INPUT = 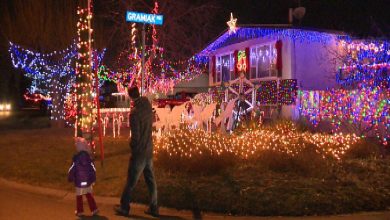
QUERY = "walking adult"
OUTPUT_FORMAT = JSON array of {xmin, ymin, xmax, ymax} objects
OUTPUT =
[{"xmin": 114, "ymin": 86, "xmax": 159, "ymax": 217}]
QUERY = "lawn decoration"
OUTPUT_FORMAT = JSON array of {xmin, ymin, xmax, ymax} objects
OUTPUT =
[
  {"xmin": 154, "ymin": 103, "xmax": 187, "ymax": 131},
  {"xmin": 214, "ymin": 98, "xmax": 237, "ymax": 132}
]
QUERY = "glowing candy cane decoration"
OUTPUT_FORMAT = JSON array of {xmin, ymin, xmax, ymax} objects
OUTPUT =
[{"xmin": 118, "ymin": 114, "xmax": 124, "ymax": 137}]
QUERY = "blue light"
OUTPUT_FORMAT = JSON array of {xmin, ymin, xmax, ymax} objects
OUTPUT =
[
  {"xmin": 197, "ymin": 27, "xmax": 350, "ymax": 57},
  {"xmin": 336, "ymin": 40, "xmax": 390, "ymax": 88},
  {"xmin": 9, "ymin": 41, "xmax": 105, "ymax": 120}
]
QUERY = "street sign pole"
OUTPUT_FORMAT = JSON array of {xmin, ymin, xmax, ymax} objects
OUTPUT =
[
  {"xmin": 125, "ymin": 11, "xmax": 163, "ymax": 95},
  {"xmin": 141, "ymin": 24, "xmax": 146, "ymax": 96}
]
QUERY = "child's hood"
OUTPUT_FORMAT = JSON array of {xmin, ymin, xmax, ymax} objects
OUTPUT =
[{"xmin": 74, "ymin": 151, "xmax": 92, "ymax": 166}]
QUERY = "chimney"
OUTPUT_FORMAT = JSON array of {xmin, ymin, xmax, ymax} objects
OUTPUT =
[{"xmin": 288, "ymin": 8, "xmax": 293, "ymax": 24}]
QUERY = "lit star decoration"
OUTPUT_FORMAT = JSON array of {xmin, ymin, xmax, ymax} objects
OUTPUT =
[{"xmin": 227, "ymin": 12, "xmax": 237, "ymax": 34}]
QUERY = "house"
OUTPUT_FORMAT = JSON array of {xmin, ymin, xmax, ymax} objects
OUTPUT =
[{"xmin": 196, "ymin": 25, "xmax": 349, "ymax": 119}]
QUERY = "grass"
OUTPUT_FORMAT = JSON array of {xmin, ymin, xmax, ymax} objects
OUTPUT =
[
  {"xmin": 0, "ymin": 117, "xmax": 390, "ymax": 216},
  {"xmin": 0, "ymin": 109, "xmax": 50, "ymax": 131}
]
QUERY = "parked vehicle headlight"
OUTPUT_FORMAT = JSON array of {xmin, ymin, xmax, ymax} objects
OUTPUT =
[{"xmin": 0, "ymin": 103, "xmax": 11, "ymax": 111}]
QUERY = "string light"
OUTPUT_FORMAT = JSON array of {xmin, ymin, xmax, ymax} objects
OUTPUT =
[
  {"xmin": 98, "ymin": 57, "xmax": 207, "ymax": 94},
  {"xmin": 336, "ymin": 40, "xmax": 389, "ymax": 87},
  {"xmin": 278, "ymin": 79, "xmax": 298, "ymax": 105},
  {"xmin": 23, "ymin": 92, "xmax": 51, "ymax": 102},
  {"xmin": 298, "ymin": 39, "xmax": 389, "ymax": 144},
  {"xmin": 256, "ymin": 80, "xmax": 278, "ymax": 104},
  {"xmin": 75, "ymin": 1, "xmax": 95, "ymax": 138},
  {"xmin": 297, "ymin": 87, "xmax": 389, "ymax": 143},
  {"xmin": 155, "ymin": 122, "xmax": 361, "ymax": 160},
  {"xmin": 151, "ymin": 1, "xmax": 159, "ymax": 53},
  {"xmin": 9, "ymin": 41, "xmax": 104, "ymax": 122},
  {"xmin": 9, "ymin": 41, "xmax": 77, "ymax": 121},
  {"xmin": 197, "ymin": 27, "xmax": 349, "ymax": 57}
]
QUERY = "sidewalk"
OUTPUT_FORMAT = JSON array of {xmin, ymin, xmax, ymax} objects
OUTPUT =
[{"xmin": 0, "ymin": 178, "xmax": 389, "ymax": 220}]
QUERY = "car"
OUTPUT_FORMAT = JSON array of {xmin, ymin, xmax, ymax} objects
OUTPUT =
[
  {"xmin": 154, "ymin": 91, "xmax": 197, "ymax": 108},
  {"xmin": 23, "ymin": 93, "xmax": 52, "ymax": 114},
  {"xmin": 0, "ymin": 102, "xmax": 11, "ymax": 111}
]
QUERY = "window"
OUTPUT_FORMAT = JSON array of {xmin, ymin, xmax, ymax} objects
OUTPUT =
[
  {"xmin": 250, "ymin": 48, "xmax": 257, "ymax": 79},
  {"xmin": 215, "ymin": 52, "xmax": 234, "ymax": 83},
  {"xmin": 216, "ymin": 56, "xmax": 221, "ymax": 83},
  {"xmin": 250, "ymin": 43, "xmax": 277, "ymax": 79},
  {"xmin": 230, "ymin": 54, "xmax": 235, "ymax": 81},
  {"xmin": 221, "ymin": 54, "xmax": 230, "ymax": 82}
]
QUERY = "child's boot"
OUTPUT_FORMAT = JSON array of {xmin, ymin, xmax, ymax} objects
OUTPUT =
[
  {"xmin": 86, "ymin": 193, "xmax": 98, "ymax": 215},
  {"xmin": 75, "ymin": 195, "xmax": 84, "ymax": 216}
]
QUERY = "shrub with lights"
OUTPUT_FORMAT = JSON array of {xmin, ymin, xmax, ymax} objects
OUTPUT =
[
  {"xmin": 298, "ymin": 40, "xmax": 389, "ymax": 144},
  {"xmin": 155, "ymin": 121, "xmax": 362, "ymax": 163}
]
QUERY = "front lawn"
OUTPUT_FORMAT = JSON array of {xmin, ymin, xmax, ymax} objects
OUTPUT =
[{"xmin": 0, "ymin": 124, "xmax": 389, "ymax": 216}]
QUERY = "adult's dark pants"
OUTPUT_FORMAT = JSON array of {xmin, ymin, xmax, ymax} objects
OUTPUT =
[{"xmin": 120, "ymin": 156, "xmax": 158, "ymax": 212}]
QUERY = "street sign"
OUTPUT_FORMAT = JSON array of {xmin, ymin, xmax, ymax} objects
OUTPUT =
[
  {"xmin": 125, "ymin": 11, "xmax": 164, "ymax": 95},
  {"xmin": 126, "ymin": 11, "xmax": 164, "ymax": 25}
]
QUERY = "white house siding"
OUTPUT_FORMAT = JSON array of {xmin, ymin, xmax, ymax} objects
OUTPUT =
[
  {"xmin": 172, "ymin": 74, "xmax": 209, "ymax": 94},
  {"xmin": 283, "ymin": 37, "xmax": 340, "ymax": 119},
  {"xmin": 293, "ymin": 37, "xmax": 339, "ymax": 90},
  {"xmin": 282, "ymin": 39, "xmax": 293, "ymax": 79},
  {"xmin": 205, "ymin": 30, "xmax": 342, "ymax": 120}
]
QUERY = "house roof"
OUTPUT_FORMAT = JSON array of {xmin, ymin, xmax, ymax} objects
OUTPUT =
[{"xmin": 196, "ymin": 25, "xmax": 349, "ymax": 57}]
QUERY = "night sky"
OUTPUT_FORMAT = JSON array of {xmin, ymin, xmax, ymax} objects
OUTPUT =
[{"xmin": 214, "ymin": 0, "xmax": 389, "ymax": 37}]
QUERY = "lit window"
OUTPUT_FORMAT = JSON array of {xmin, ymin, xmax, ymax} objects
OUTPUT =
[
  {"xmin": 215, "ymin": 56, "xmax": 221, "ymax": 83},
  {"xmin": 250, "ymin": 43, "xmax": 277, "ymax": 79},
  {"xmin": 216, "ymin": 52, "xmax": 234, "ymax": 83}
]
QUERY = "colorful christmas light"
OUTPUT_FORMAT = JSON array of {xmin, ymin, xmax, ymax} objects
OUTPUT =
[
  {"xmin": 298, "ymin": 39, "xmax": 389, "ymax": 143},
  {"xmin": 256, "ymin": 80, "xmax": 278, "ymax": 104},
  {"xmin": 336, "ymin": 40, "xmax": 390, "ymax": 87},
  {"xmin": 297, "ymin": 87, "xmax": 389, "ymax": 143},
  {"xmin": 278, "ymin": 79, "xmax": 298, "ymax": 105},
  {"xmin": 9, "ymin": 41, "xmax": 104, "ymax": 122}
]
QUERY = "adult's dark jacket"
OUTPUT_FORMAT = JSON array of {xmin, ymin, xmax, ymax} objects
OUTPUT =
[{"xmin": 130, "ymin": 97, "xmax": 153, "ymax": 159}]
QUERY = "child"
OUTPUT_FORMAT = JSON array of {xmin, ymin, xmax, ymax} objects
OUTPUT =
[{"xmin": 68, "ymin": 137, "xmax": 99, "ymax": 217}]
